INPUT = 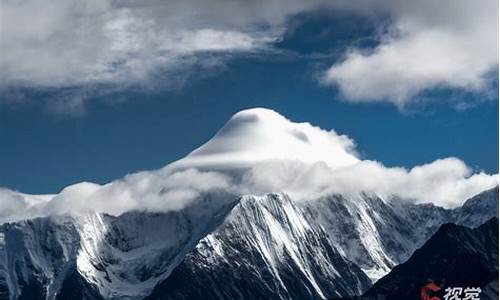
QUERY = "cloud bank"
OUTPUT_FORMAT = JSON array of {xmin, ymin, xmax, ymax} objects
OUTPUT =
[
  {"xmin": 0, "ymin": 168, "xmax": 235, "ymax": 223},
  {"xmin": 323, "ymin": 0, "xmax": 498, "ymax": 105},
  {"xmin": 240, "ymin": 158, "xmax": 497, "ymax": 208},
  {"xmin": 0, "ymin": 108, "xmax": 496, "ymax": 223},
  {"xmin": 2, "ymin": 0, "xmax": 496, "ymax": 110},
  {"xmin": 1, "ymin": 156, "xmax": 496, "ymax": 224},
  {"xmin": 0, "ymin": 0, "xmax": 324, "ymax": 89}
]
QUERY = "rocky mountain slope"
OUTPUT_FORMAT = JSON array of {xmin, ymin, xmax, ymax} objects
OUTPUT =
[
  {"xmin": 145, "ymin": 194, "xmax": 371, "ymax": 300},
  {"xmin": 0, "ymin": 188, "xmax": 497, "ymax": 300},
  {"xmin": 0, "ymin": 193, "xmax": 237, "ymax": 300},
  {"xmin": 362, "ymin": 217, "xmax": 498, "ymax": 300}
]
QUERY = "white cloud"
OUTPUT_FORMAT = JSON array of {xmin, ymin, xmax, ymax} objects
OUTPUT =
[
  {"xmin": 0, "ymin": 0, "xmax": 328, "ymax": 90},
  {"xmin": 0, "ymin": 108, "xmax": 496, "ymax": 223},
  {"xmin": 0, "ymin": 168, "xmax": 234, "ymax": 224},
  {"xmin": 0, "ymin": 189, "xmax": 30, "ymax": 223},
  {"xmin": 240, "ymin": 158, "xmax": 498, "ymax": 208},
  {"xmin": 0, "ymin": 0, "xmax": 340, "ymax": 114},
  {"xmin": 1, "ymin": 155, "xmax": 494, "ymax": 224},
  {"xmin": 41, "ymin": 168, "xmax": 234, "ymax": 217},
  {"xmin": 0, "ymin": 146, "xmax": 496, "ymax": 225},
  {"xmin": 2, "ymin": 0, "xmax": 495, "ymax": 110},
  {"xmin": 323, "ymin": 0, "xmax": 498, "ymax": 106},
  {"xmin": 175, "ymin": 108, "xmax": 359, "ymax": 170}
]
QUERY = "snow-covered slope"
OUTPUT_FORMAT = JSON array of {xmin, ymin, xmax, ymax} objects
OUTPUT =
[
  {"xmin": 453, "ymin": 186, "xmax": 499, "ymax": 227},
  {"xmin": 302, "ymin": 193, "xmax": 451, "ymax": 281},
  {"xmin": 0, "ymin": 193, "xmax": 237, "ymax": 300},
  {"xmin": 146, "ymin": 194, "xmax": 371, "ymax": 300},
  {"xmin": 0, "ymin": 187, "xmax": 496, "ymax": 300},
  {"xmin": 0, "ymin": 216, "xmax": 80, "ymax": 300},
  {"xmin": 143, "ymin": 188, "xmax": 497, "ymax": 300},
  {"xmin": 301, "ymin": 187, "xmax": 499, "ymax": 282}
]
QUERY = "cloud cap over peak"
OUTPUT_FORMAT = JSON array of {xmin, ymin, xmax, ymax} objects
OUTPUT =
[{"xmin": 174, "ymin": 108, "xmax": 359, "ymax": 169}]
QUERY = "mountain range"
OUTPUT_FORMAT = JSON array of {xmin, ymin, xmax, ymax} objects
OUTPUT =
[{"xmin": 0, "ymin": 186, "xmax": 497, "ymax": 300}]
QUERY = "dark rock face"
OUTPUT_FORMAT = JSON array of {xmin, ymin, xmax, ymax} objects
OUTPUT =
[
  {"xmin": 56, "ymin": 271, "xmax": 103, "ymax": 300},
  {"xmin": 480, "ymin": 277, "xmax": 499, "ymax": 300},
  {"xmin": 361, "ymin": 218, "xmax": 499, "ymax": 300}
]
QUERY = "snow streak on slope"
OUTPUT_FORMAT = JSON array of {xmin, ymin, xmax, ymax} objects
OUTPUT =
[
  {"xmin": 145, "ymin": 188, "xmax": 498, "ymax": 300},
  {"xmin": 75, "ymin": 193, "xmax": 237, "ymax": 299},
  {"xmin": 146, "ymin": 193, "xmax": 371, "ymax": 300},
  {"xmin": 0, "ymin": 187, "xmax": 497, "ymax": 300},
  {"xmin": 302, "ymin": 187, "xmax": 500, "ymax": 282},
  {"xmin": 303, "ymin": 194, "xmax": 422, "ymax": 281},
  {"xmin": 0, "ymin": 216, "xmax": 81, "ymax": 300},
  {"xmin": 303, "ymin": 194, "xmax": 396, "ymax": 280},
  {"xmin": 0, "ymin": 192, "xmax": 237, "ymax": 300}
]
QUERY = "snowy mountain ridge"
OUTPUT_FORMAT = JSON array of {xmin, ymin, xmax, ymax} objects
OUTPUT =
[
  {"xmin": 0, "ymin": 187, "xmax": 496, "ymax": 300},
  {"xmin": 0, "ymin": 193, "xmax": 238, "ymax": 300}
]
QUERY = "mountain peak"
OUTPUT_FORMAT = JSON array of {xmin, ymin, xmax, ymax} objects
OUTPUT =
[
  {"xmin": 229, "ymin": 107, "xmax": 286, "ymax": 122},
  {"xmin": 173, "ymin": 107, "xmax": 359, "ymax": 170}
]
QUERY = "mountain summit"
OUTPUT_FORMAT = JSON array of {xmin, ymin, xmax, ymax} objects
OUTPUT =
[
  {"xmin": 174, "ymin": 108, "xmax": 359, "ymax": 169},
  {"xmin": 0, "ymin": 107, "xmax": 497, "ymax": 300}
]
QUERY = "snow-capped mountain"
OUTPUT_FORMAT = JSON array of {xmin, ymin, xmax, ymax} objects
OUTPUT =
[
  {"xmin": 0, "ymin": 108, "xmax": 497, "ymax": 300},
  {"xmin": 301, "ymin": 187, "xmax": 499, "ymax": 281},
  {"xmin": 143, "ymin": 187, "xmax": 498, "ymax": 300},
  {"xmin": 145, "ymin": 194, "xmax": 371, "ymax": 300},
  {"xmin": 173, "ymin": 108, "xmax": 359, "ymax": 170},
  {"xmin": 1, "ymin": 187, "xmax": 496, "ymax": 300},
  {"xmin": 0, "ymin": 192, "xmax": 237, "ymax": 300}
]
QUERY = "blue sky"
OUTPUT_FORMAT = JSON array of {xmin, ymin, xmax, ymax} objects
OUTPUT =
[{"xmin": 0, "ymin": 3, "xmax": 498, "ymax": 194}]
